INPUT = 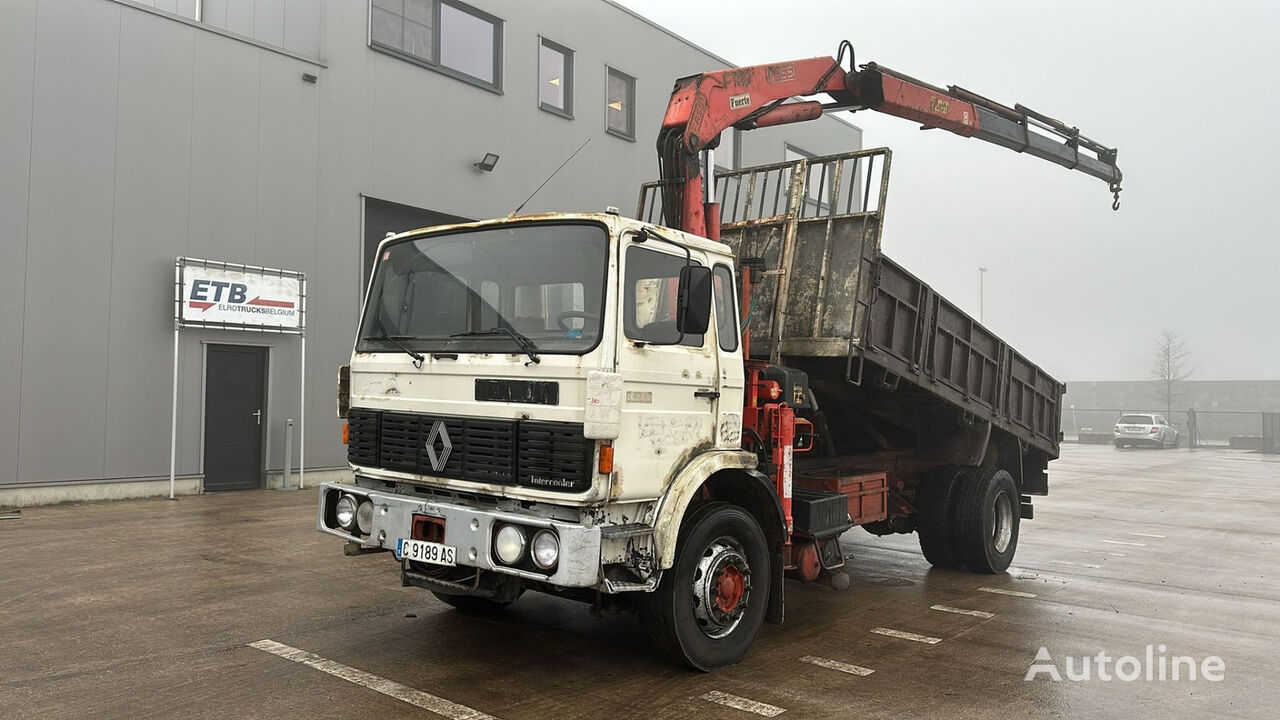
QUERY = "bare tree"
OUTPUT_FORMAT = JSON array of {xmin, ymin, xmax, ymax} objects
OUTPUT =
[{"xmin": 1151, "ymin": 329, "xmax": 1192, "ymax": 418}]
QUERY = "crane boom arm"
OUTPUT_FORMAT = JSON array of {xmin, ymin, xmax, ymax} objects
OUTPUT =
[{"xmin": 657, "ymin": 45, "xmax": 1123, "ymax": 237}]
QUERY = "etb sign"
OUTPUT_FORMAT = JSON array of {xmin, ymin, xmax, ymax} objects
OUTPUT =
[{"xmin": 176, "ymin": 258, "xmax": 305, "ymax": 332}]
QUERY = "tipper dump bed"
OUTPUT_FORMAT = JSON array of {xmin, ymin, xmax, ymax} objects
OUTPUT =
[{"xmin": 640, "ymin": 148, "xmax": 1063, "ymax": 463}]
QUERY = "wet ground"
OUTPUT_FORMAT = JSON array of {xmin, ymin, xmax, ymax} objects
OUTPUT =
[{"xmin": 2, "ymin": 444, "xmax": 1277, "ymax": 719}]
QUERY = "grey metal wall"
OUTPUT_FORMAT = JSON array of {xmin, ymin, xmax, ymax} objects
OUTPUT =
[{"xmin": 0, "ymin": 0, "xmax": 861, "ymax": 488}]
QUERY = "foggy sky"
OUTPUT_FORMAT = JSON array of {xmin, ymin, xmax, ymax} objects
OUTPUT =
[{"xmin": 615, "ymin": 0, "xmax": 1280, "ymax": 382}]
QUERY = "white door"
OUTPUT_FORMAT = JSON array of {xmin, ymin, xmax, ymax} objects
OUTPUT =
[{"xmin": 614, "ymin": 242, "xmax": 720, "ymax": 493}]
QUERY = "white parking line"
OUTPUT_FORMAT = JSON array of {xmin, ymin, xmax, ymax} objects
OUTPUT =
[
  {"xmin": 698, "ymin": 691, "xmax": 786, "ymax": 717},
  {"xmin": 799, "ymin": 655, "xmax": 875, "ymax": 676},
  {"xmin": 870, "ymin": 627, "xmax": 942, "ymax": 644},
  {"xmin": 1051, "ymin": 560, "xmax": 1102, "ymax": 569},
  {"xmin": 1010, "ymin": 569, "xmax": 1071, "ymax": 583},
  {"xmin": 249, "ymin": 640, "xmax": 496, "ymax": 720},
  {"xmin": 1103, "ymin": 540, "xmax": 1146, "ymax": 547},
  {"xmin": 1078, "ymin": 550, "xmax": 1127, "ymax": 557},
  {"xmin": 1128, "ymin": 532, "xmax": 1166, "ymax": 538},
  {"xmin": 930, "ymin": 604, "xmax": 995, "ymax": 619},
  {"xmin": 978, "ymin": 587, "xmax": 1038, "ymax": 598}
]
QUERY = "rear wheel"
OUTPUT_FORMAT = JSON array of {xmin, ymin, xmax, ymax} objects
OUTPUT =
[
  {"xmin": 916, "ymin": 467, "xmax": 966, "ymax": 569},
  {"xmin": 640, "ymin": 502, "xmax": 770, "ymax": 671},
  {"xmin": 952, "ymin": 469, "xmax": 1019, "ymax": 573}
]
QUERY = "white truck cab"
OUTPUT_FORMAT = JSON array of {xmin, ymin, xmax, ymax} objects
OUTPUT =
[{"xmin": 320, "ymin": 212, "xmax": 768, "ymax": 614}]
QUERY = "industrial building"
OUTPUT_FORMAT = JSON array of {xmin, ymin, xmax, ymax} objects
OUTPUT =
[{"xmin": 0, "ymin": 0, "xmax": 862, "ymax": 505}]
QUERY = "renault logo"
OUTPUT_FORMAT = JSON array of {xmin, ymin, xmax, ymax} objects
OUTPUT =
[{"xmin": 424, "ymin": 420, "xmax": 453, "ymax": 472}]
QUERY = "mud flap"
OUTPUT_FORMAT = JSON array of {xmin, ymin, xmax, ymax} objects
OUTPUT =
[{"xmin": 766, "ymin": 550, "xmax": 785, "ymax": 624}]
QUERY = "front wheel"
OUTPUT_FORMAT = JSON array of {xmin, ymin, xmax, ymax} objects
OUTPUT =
[{"xmin": 640, "ymin": 502, "xmax": 771, "ymax": 671}]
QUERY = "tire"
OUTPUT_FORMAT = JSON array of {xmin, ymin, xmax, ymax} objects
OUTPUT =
[
  {"xmin": 640, "ymin": 502, "xmax": 771, "ymax": 671},
  {"xmin": 431, "ymin": 590, "xmax": 520, "ymax": 612},
  {"xmin": 915, "ymin": 467, "xmax": 966, "ymax": 569},
  {"xmin": 1172, "ymin": 433, "xmax": 1181, "ymax": 448},
  {"xmin": 1114, "ymin": 440, "xmax": 1124, "ymax": 448},
  {"xmin": 951, "ymin": 469, "xmax": 1020, "ymax": 573}
]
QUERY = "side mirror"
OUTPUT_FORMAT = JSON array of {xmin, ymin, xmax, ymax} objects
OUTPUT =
[{"xmin": 676, "ymin": 266, "xmax": 713, "ymax": 336}]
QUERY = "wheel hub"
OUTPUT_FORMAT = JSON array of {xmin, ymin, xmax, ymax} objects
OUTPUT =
[
  {"xmin": 991, "ymin": 490, "xmax": 1014, "ymax": 554},
  {"xmin": 714, "ymin": 565, "xmax": 745, "ymax": 613},
  {"xmin": 691, "ymin": 537, "xmax": 752, "ymax": 639}
]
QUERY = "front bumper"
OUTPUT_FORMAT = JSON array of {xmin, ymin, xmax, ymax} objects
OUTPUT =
[
  {"xmin": 1114, "ymin": 433, "xmax": 1161, "ymax": 446},
  {"xmin": 317, "ymin": 481, "xmax": 602, "ymax": 588}
]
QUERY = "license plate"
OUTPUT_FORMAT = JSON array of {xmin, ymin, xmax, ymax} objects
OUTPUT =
[{"xmin": 396, "ymin": 538, "xmax": 457, "ymax": 566}]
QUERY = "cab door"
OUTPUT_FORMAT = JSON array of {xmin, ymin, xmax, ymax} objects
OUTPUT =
[{"xmin": 615, "ymin": 241, "xmax": 720, "ymax": 496}]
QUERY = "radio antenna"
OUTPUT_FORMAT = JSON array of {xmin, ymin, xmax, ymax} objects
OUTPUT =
[{"xmin": 508, "ymin": 138, "xmax": 591, "ymax": 218}]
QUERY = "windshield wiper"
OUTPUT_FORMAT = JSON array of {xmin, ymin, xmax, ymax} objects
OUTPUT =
[
  {"xmin": 374, "ymin": 330, "xmax": 425, "ymax": 369},
  {"xmin": 451, "ymin": 326, "xmax": 541, "ymax": 365}
]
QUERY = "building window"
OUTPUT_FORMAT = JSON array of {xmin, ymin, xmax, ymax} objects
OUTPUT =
[
  {"xmin": 370, "ymin": 0, "xmax": 503, "ymax": 93},
  {"xmin": 606, "ymin": 66, "xmax": 635, "ymax": 140},
  {"xmin": 539, "ymin": 38, "xmax": 574, "ymax": 118}
]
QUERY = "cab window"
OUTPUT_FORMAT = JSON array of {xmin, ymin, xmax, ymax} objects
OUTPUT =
[
  {"xmin": 713, "ymin": 265, "xmax": 738, "ymax": 352},
  {"xmin": 624, "ymin": 245, "xmax": 704, "ymax": 347}
]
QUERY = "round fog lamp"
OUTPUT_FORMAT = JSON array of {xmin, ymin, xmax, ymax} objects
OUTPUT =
[
  {"xmin": 531, "ymin": 530, "xmax": 559, "ymax": 570},
  {"xmin": 335, "ymin": 494, "xmax": 358, "ymax": 530},
  {"xmin": 356, "ymin": 500, "xmax": 374, "ymax": 535},
  {"xmin": 494, "ymin": 524, "xmax": 527, "ymax": 565}
]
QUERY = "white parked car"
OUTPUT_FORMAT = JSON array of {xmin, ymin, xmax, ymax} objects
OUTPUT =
[{"xmin": 1113, "ymin": 413, "xmax": 1180, "ymax": 449}]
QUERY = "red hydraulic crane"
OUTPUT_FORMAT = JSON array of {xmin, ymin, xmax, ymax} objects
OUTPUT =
[{"xmin": 657, "ymin": 41, "xmax": 1124, "ymax": 240}]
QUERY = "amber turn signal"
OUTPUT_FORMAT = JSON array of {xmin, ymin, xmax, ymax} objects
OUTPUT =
[
  {"xmin": 598, "ymin": 444, "xmax": 614, "ymax": 474},
  {"xmin": 341, "ymin": 422, "xmax": 349, "ymax": 445}
]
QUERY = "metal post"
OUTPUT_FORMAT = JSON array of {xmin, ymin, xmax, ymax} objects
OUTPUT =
[
  {"xmin": 282, "ymin": 418, "xmax": 294, "ymax": 490},
  {"xmin": 1070, "ymin": 404, "xmax": 1077, "ymax": 437},
  {"xmin": 300, "ymin": 333, "xmax": 306, "ymax": 490},
  {"xmin": 168, "ymin": 322, "xmax": 179, "ymax": 500}
]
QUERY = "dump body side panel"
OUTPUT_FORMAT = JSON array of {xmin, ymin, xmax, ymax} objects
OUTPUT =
[{"xmin": 863, "ymin": 256, "xmax": 1063, "ymax": 456}]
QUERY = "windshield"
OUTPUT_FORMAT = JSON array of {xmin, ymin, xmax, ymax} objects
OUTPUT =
[
  {"xmin": 357, "ymin": 222, "xmax": 608, "ymax": 355},
  {"xmin": 1118, "ymin": 415, "xmax": 1155, "ymax": 424}
]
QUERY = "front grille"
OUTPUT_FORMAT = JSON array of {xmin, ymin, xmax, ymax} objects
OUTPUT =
[
  {"xmin": 346, "ymin": 408, "xmax": 380, "ymax": 466},
  {"xmin": 346, "ymin": 409, "xmax": 592, "ymax": 492},
  {"xmin": 517, "ymin": 421, "xmax": 594, "ymax": 491}
]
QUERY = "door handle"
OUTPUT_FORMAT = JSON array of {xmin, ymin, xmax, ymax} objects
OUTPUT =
[
  {"xmin": 251, "ymin": 409, "xmax": 262, "ymax": 426},
  {"xmin": 694, "ymin": 389, "xmax": 720, "ymax": 400}
]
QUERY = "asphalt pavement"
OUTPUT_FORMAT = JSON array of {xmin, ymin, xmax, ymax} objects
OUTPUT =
[{"xmin": 2, "ymin": 444, "xmax": 1277, "ymax": 719}]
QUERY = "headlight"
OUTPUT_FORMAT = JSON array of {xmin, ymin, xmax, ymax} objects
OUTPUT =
[
  {"xmin": 531, "ymin": 529, "xmax": 559, "ymax": 570},
  {"xmin": 493, "ymin": 524, "xmax": 526, "ymax": 565},
  {"xmin": 335, "ymin": 494, "xmax": 358, "ymax": 530},
  {"xmin": 356, "ymin": 500, "xmax": 374, "ymax": 535}
]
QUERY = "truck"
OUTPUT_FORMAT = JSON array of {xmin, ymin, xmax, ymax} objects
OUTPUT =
[{"xmin": 318, "ymin": 44, "xmax": 1123, "ymax": 670}]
